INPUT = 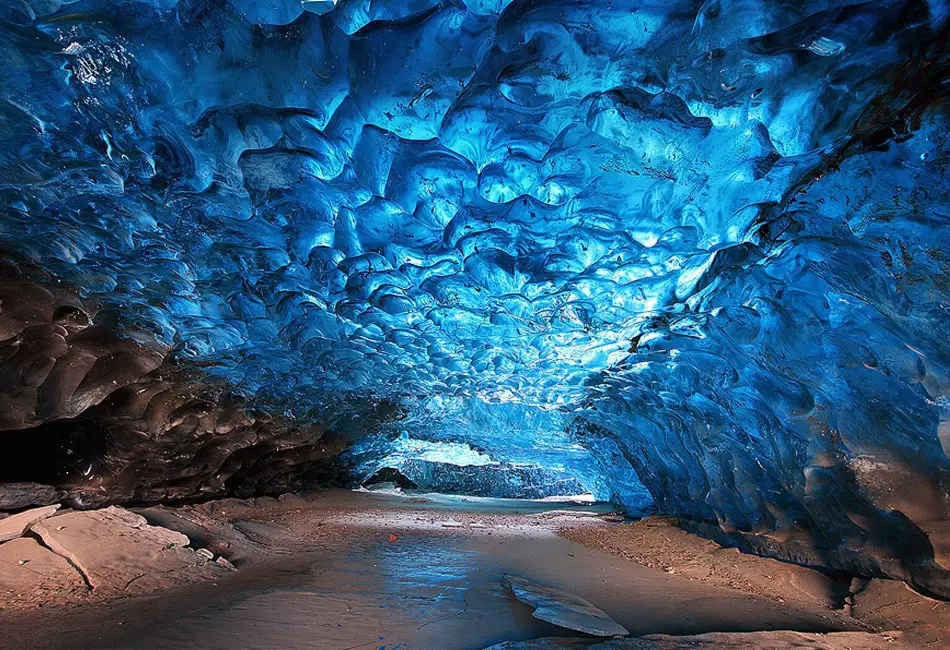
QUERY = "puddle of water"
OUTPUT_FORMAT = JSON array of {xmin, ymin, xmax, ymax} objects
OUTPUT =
[
  {"xmin": 353, "ymin": 488, "xmax": 620, "ymax": 515},
  {"xmin": 375, "ymin": 536, "xmax": 478, "ymax": 593}
]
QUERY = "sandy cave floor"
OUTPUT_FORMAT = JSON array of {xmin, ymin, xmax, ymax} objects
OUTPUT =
[{"xmin": 0, "ymin": 490, "xmax": 946, "ymax": 649}]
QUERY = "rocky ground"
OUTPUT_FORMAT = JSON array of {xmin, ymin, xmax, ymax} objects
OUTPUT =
[
  {"xmin": 484, "ymin": 631, "xmax": 917, "ymax": 649},
  {"xmin": 0, "ymin": 504, "xmax": 235, "ymax": 610},
  {"xmin": 0, "ymin": 490, "xmax": 613, "ymax": 615},
  {"xmin": 560, "ymin": 517, "xmax": 950, "ymax": 648},
  {"xmin": 0, "ymin": 491, "xmax": 946, "ymax": 649}
]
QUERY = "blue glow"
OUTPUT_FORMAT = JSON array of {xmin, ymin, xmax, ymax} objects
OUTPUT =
[
  {"xmin": 0, "ymin": 0, "xmax": 825, "ymax": 407},
  {"xmin": 2, "ymin": 0, "xmax": 950, "ymax": 590},
  {"xmin": 345, "ymin": 399, "xmax": 627, "ymax": 501},
  {"xmin": 379, "ymin": 436, "xmax": 498, "ymax": 468}
]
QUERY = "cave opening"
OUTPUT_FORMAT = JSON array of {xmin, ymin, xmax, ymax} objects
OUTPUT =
[
  {"xmin": 1, "ymin": 0, "xmax": 950, "ymax": 647},
  {"xmin": 0, "ymin": 420, "xmax": 111, "ymax": 488}
]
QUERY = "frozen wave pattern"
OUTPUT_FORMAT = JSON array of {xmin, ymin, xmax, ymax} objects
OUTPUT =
[
  {"xmin": 1, "ymin": 0, "xmax": 950, "ymax": 594},
  {"xmin": 2, "ymin": 0, "xmax": 936, "ymax": 407}
]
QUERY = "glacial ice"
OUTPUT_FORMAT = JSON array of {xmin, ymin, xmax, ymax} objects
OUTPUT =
[
  {"xmin": 344, "ymin": 400, "xmax": 630, "ymax": 501},
  {"xmin": 0, "ymin": 0, "xmax": 949, "ymax": 595}
]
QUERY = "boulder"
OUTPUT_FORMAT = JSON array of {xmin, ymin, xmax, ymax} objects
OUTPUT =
[
  {"xmin": 0, "ymin": 483, "xmax": 65, "ymax": 511},
  {"xmin": 29, "ymin": 506, "xmax": 211, "ymax": 593},
  {"xmin": 0, "ymin": 504, "xmax": 60, "ymax": 543}
]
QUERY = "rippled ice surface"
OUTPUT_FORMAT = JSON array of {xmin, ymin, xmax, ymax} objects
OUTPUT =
[
  {"xmin": 8, "ymin": 0, "xmax": 945, "ymax": 408},
  {"xmin": 2, "ymin": 0, "xmax": 950, "ymax": 589}
]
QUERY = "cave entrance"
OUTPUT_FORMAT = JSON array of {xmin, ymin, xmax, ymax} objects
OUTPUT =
[
  {"xmin": 362, "ymin": 466, "xmax": 419, "ymax": 491},
  {"xmin": 0, "ymin": 418, "xmax": 110, "ymax": 487},
  {"xmin": 352, "ymin": 435, "xmax": 616, "ymax": 505}
]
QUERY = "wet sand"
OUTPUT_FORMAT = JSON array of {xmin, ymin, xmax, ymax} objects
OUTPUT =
[{"xmin": 0, "ymin": 491, "xmax": 922, "ymax": 649}]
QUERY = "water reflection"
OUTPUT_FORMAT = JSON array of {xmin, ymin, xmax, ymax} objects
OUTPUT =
[{"xmin": 350, "ymin": 534, "xmax": 486, "ymax": 633}]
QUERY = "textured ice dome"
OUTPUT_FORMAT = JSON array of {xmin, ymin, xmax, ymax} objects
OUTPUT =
[
  {"xmin": 2, "ymin": 0, "xmax": 950, "ymax": 586},
  {"xmin": 3, "ymin": 0, "xmax": 908, "ymax": 408}
]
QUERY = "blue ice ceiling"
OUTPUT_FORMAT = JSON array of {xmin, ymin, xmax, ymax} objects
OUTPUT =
[
  {"xmin": 2, "ymin": 0, "xmax": 950, "ymax": 592},
  {"xmin": 3, "ymin": 0, "xmax": 913, "ymax": 408}
]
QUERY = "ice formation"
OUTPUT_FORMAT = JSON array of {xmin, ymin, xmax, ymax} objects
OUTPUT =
[
  {"xmin": 345, "ymin": 402, "xmax": 626, "ymax": 501},
  {"xmin": 0, "ymin": 0, "xmax": 948, "ymax": 595}
]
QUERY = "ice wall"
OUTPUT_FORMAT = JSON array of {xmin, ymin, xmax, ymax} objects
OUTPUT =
[
  {"xmin": 343, "ymin": 399, "xmax": 645, "ymax": 503},
  {"xmin": 0, "ymin": 0, "xmax": 948, "ymax": 594}
]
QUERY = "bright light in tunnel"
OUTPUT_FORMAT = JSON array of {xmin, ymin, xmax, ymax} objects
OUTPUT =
[{"xmin": 382, "ymin": 435, "xmax": 498, "ymax": 468}]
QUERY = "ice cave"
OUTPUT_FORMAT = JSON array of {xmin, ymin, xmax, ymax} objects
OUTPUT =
[{"xmin": 0, "ymin": 0, "xmax": 949, "ymax": 648}]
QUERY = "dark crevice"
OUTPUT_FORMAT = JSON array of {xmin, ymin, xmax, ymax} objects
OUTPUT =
[{"xmin": 0, "ymin": 419, "xmax": 112, "ymax": 487}]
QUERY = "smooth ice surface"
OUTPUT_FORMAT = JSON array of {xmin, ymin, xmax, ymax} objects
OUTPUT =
[{"xmin": 1, "ymin": 0, "xmax": 950, "ymax": 591}]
